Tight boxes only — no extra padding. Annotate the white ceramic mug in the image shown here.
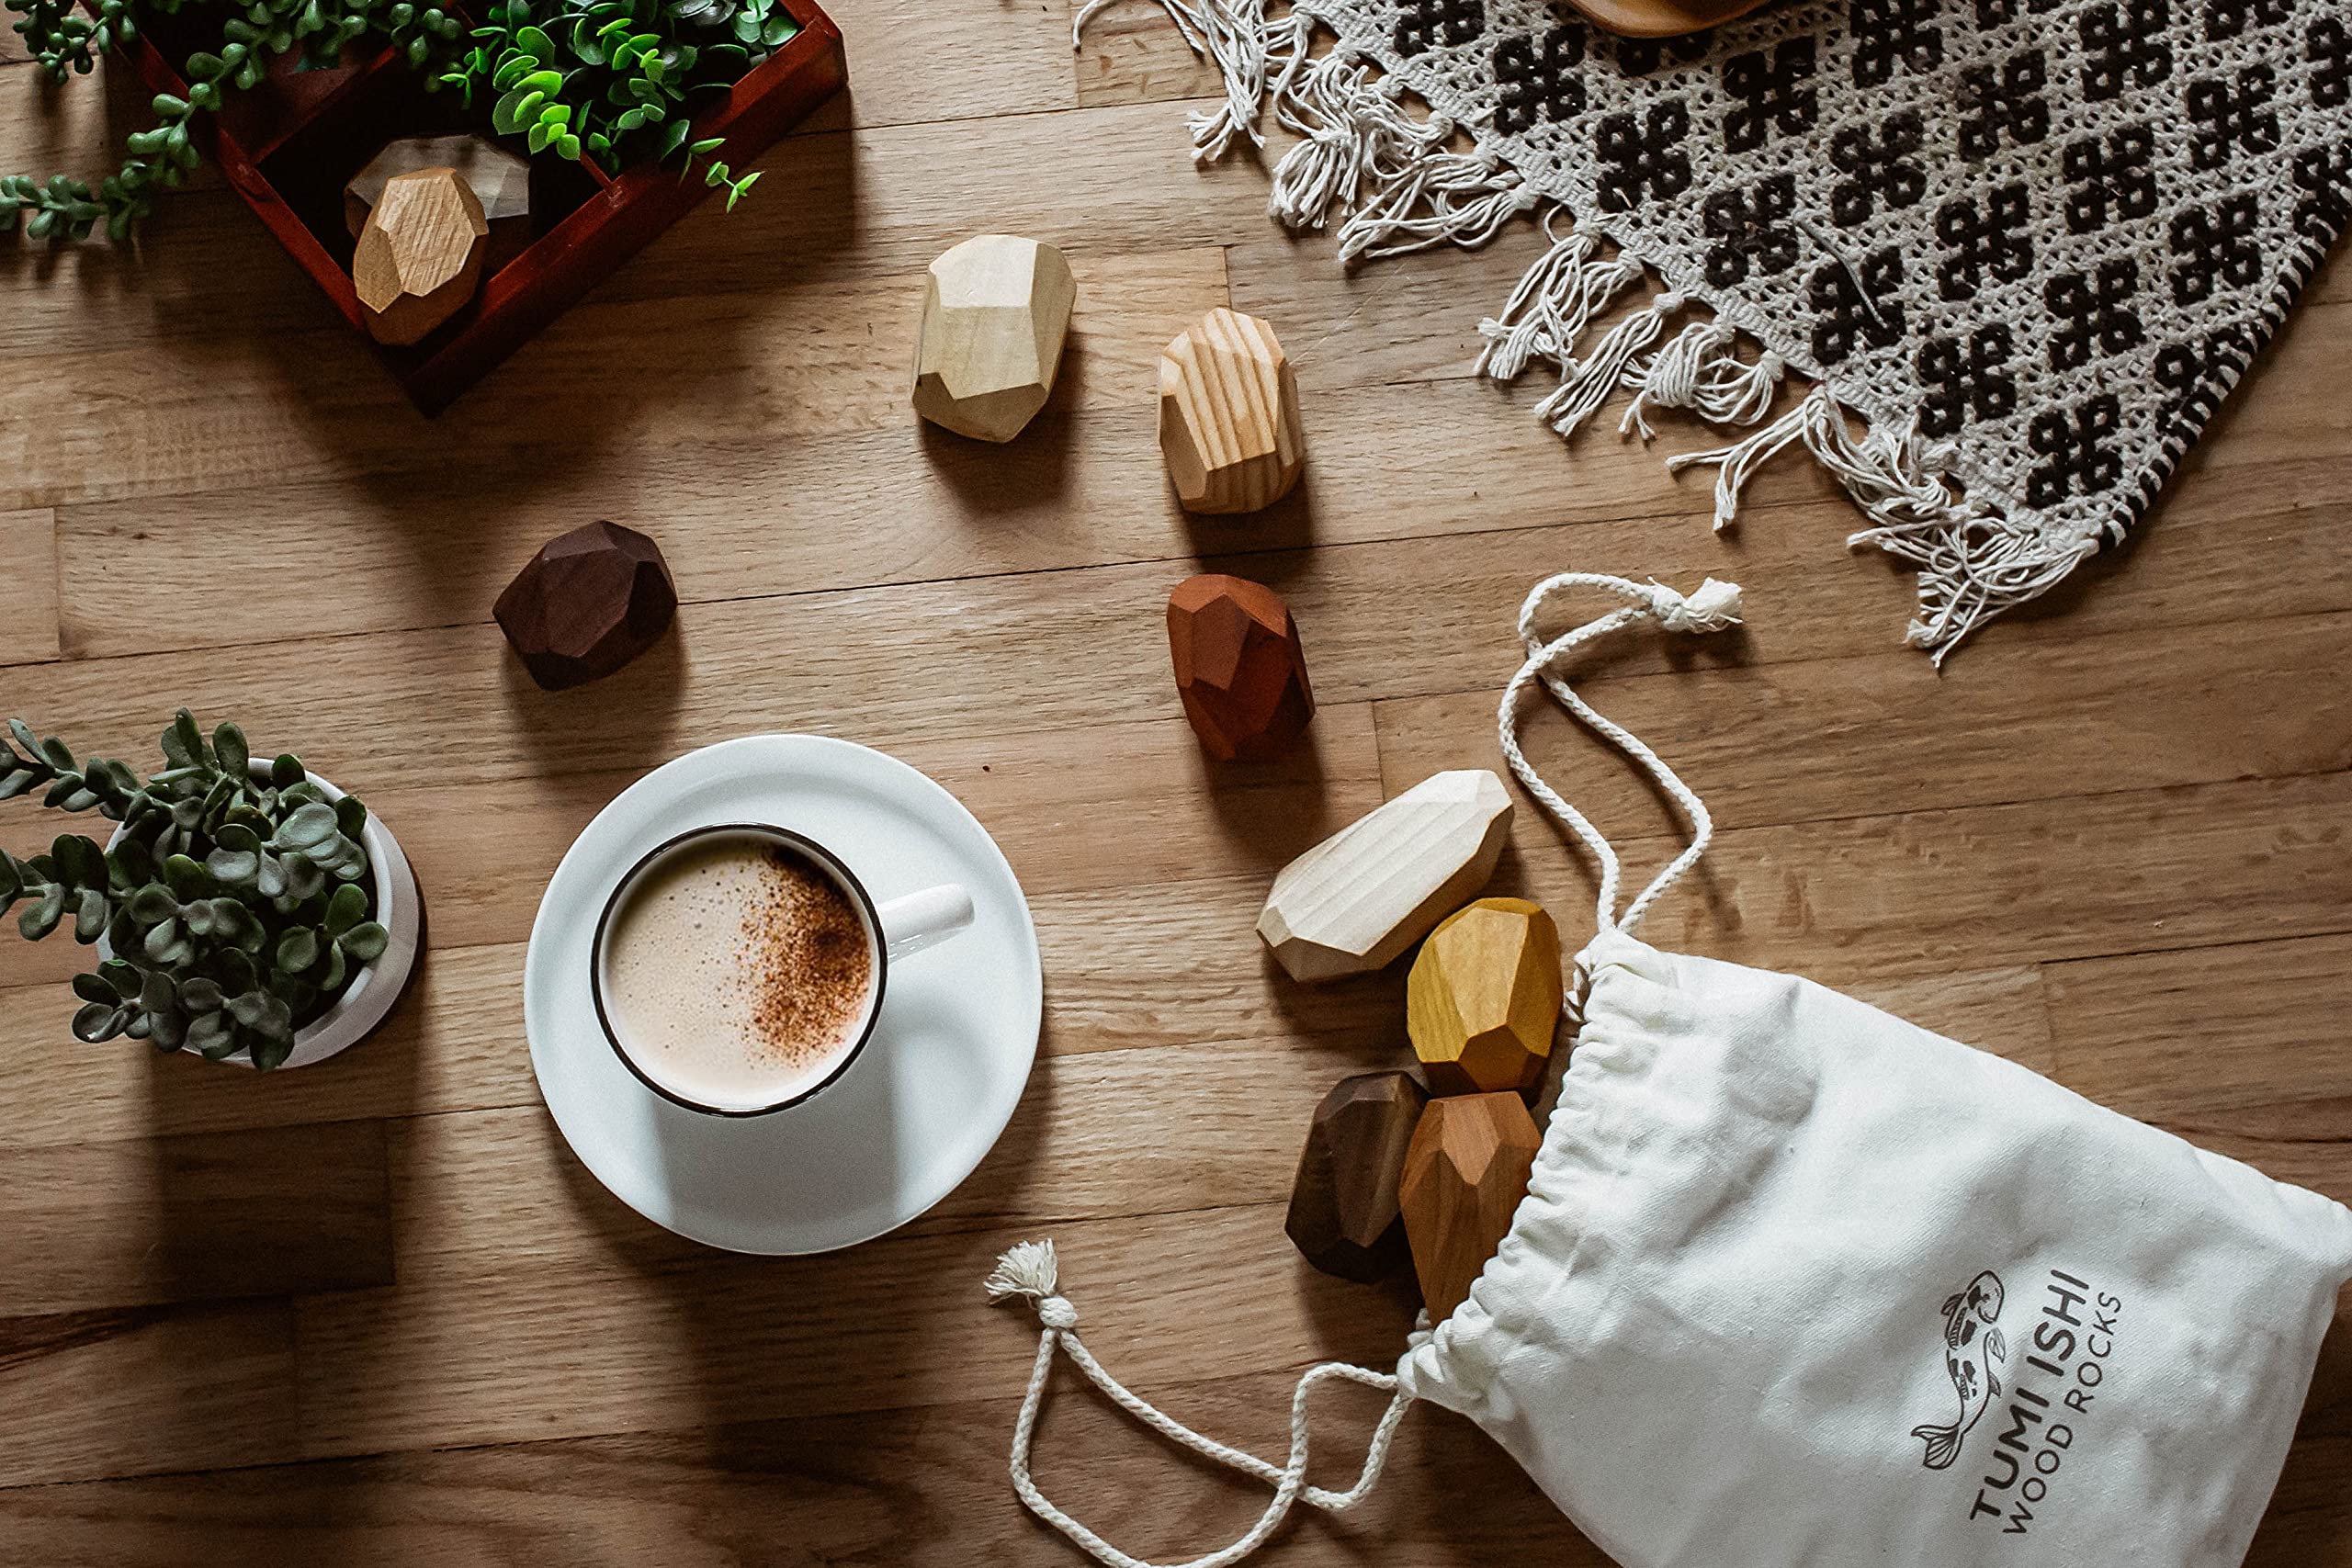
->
[589,823,972,1115]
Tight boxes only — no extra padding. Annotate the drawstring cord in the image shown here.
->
[986,1241,1411,1568]
[986,570,1739,1567]
[1498,572,1744,939]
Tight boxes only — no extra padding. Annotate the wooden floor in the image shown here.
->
[5,5,2350,1562]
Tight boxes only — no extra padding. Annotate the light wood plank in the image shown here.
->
[2041,932,2352,1197]
[0,704,1384,989]
[0,1120,391,1315]
[0,1365,1594,1566]
[0,507,59,663]
[1459,772,2352,991]
[0,942,536,1149]
[0,1300,297,1487]
[288,1201,1411,1464]
[1071,0,1226,107]
[1375,609,2352,843]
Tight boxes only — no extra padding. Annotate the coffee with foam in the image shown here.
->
[600,832,876,1111]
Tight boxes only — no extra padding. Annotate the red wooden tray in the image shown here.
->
[109,0,845,413]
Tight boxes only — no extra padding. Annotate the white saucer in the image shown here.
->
[524,735,1043,1254]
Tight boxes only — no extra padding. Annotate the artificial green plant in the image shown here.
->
[0,712,388,1069]
[2,0,789,242]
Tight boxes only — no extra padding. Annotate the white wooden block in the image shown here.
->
[1256,770,1514,983]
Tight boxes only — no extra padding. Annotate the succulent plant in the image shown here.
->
[3,0,779,243]
[0,712,387,1070]
[446,0,788,210]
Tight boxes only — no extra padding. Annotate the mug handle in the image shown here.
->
[876,883,974,962]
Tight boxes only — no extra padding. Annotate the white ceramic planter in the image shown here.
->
[99,766,422,1069]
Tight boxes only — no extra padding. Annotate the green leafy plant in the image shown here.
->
[446,0,793,210]
[3,0,783,242]
[0,712,386,1070]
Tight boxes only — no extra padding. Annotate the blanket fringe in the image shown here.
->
[1074,0,2104,661]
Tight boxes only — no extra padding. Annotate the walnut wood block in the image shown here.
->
[492,521,678,692]
[1257,769,1514,982]
[1159,309,1306,514]
[1399,1092,1544,1324]
[1167,573,1315,761]
[1285,1070,1428,1281]
[911,234,1077,443]
[351,167,489,347]
[1408,897,1565,1096]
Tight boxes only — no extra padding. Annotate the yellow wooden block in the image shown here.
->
[1406,897,1564,1095]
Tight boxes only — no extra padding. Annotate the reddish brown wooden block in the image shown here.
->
[1284,1071,1428,1282]
[493,521,678,692]
[1408,897,1565,1096]
[1166,574,1315,762]
[1400,1091,1543,1324]
[352,166,489,347]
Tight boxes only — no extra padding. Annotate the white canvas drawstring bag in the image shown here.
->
[985,570,2352,1568]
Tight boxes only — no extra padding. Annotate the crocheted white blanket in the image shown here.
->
[1083,0,2352,657]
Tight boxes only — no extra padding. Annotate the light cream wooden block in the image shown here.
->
[345,135,531,239]
[1159,308,1304,515]
[911,233,1077,443]
[352,168,489,348]
[1257,769,1513,983]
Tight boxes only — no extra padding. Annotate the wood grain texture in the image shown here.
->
[0,18,2346,1567]
[0,509,60,664]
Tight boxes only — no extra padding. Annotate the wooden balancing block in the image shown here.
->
[1285,1071,1428,1281]
[1408,897,1566,1096]
[1400,1091,1543,1324]
[345,134,534,273]
[1167,574,1315,761]
[1257,770,1514,982]
[493,521,679,692]
[911,234,1078,443]
[1158,309,1306,514]
[352,166,489,347]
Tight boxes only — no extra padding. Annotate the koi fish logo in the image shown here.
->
[1912,1270,2007,1471]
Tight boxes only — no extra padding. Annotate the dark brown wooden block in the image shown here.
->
[1166,574,1315,762]
[1399,1091,1542,1324]
[1284,1070,1428,1282]
[493,521,678,692]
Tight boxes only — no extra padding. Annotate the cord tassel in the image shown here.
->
[988,1241,1412,1568]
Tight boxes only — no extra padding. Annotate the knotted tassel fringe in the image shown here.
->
[1532,290,1681,437]
[1473,219,1645,381]
[1072,0,1283,159]
[1074,3,2109,661]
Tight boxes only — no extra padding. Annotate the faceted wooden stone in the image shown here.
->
[1257,770,1513,983]
[345,134,532,274]
[1408,897,1565,1096]
[1400,1091,1543,1324]
[1158,309,1305,514]
[1284,1071,1428,1282]
[911,233,1077,443]
[352,166,489,346]
[1167,574,1314,761]
[493,521,678,691]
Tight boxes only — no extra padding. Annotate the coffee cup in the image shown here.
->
[590,823,973,1116]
